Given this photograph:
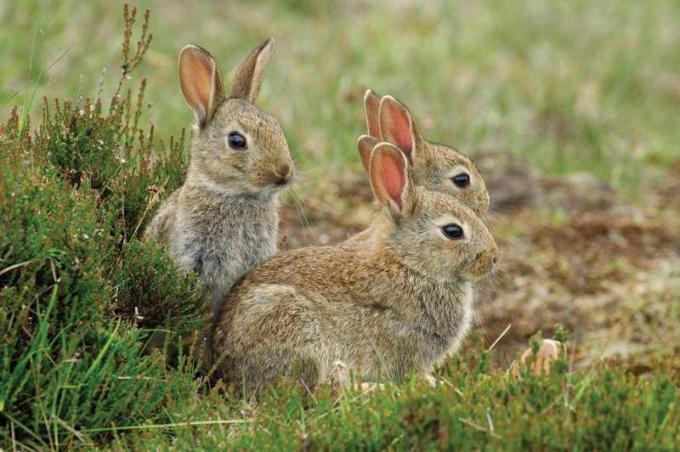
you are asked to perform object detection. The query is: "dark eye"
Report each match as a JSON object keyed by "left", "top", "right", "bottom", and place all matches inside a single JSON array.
[
  {"left": 451, "top": 173, "right": 470, "bottom": 188},
  {"left": 227, "top": 131, "right": 247, "bottom": 150},
  {"left": 441, "top": 223, "right": 464, "bottom": 240}
]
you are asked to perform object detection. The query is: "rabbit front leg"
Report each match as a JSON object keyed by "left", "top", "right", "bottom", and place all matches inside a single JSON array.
[{"left": 168, "top": 226, "right": 238, "bottom": 303}]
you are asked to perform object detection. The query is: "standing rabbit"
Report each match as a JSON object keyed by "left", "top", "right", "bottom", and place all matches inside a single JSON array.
[
  {"left": 210, "top": 143, "right": 497, "bottom": 391},
  {"left": 145, "top": 39, "right": 294, "bottom": 313}
]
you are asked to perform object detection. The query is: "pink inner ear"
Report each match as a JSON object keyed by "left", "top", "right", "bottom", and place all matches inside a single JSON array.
[
  {"left": 376, "top": 152, "right": 405, "bottom": 209},
  {"left": 381, "top": 101, "right": 414, "bottom": 164},
  {"left": 180, "top": 50, "right": 214, "bottom": 115}
]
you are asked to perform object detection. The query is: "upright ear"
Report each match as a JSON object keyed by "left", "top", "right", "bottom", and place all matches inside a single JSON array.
[
  {"left": 179, "top": 45, "right": 225, "bottom": 127},
  {"left": 363, "top": 89, "right": 381, "bottom": 138},
  {"left": 230, "top": 38, "right": 275, "bottom": 103},
  {"left": 369, "top": 143, "right": 414, "bottom": 215},
  {"left": 357, "top": 135, "right": 378, "bottom": 174},
  {"left": 379, "top": 96, "right": 419, "bottom": 165}
]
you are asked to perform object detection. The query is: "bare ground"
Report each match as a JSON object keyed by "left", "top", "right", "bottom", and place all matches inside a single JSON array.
[{"left": 278, "top": 152, "right": 680, "bottom": 373}]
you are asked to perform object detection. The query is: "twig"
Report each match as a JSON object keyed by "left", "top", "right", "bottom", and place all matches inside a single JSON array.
[
  {"left": 488, "top": 324, "right": 512, "bottom": 352},
  {"left": 459, "top": 417, "right": 501, "bottom": 439},
  {"left": 55, "top": 417, "right": 88, "bottom": 444},
  {"left": 0, "top": 259, "right": 34, "bottom": 277},
  {"left": 130, "top": 175, "right": 170, "bottom": 240},
  {"left": 82, "top": 419, "right": 250, "bottom": 433}
]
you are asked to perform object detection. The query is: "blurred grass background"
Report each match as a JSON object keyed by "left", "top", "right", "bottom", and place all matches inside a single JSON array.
[{"left": 2, "top": 0, "right": 679, "bottom": 194}]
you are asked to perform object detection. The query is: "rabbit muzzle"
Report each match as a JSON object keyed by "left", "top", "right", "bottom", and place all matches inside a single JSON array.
[
  {"left": 273, "top": 161, "right": 295, "bottom": 186},
  {"left": 250, "top": 159, "right": 295, "bottom": 190},
  {"left": 465, "top": 247, "right": 498, "bottom": 280}
]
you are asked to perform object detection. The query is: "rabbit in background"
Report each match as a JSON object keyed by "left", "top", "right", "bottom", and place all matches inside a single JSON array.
[
  {"left": 145, "top": 39, "right": 294, "bottom": 314},
  {"left": 361, "top": 91, "right": 489, "bottom": 214},
  {"left": 209, "top": 142, "right": 497, "bottom": 392},
  {"left": 344, "top": 91, "right": 489, "bottom": 250}
]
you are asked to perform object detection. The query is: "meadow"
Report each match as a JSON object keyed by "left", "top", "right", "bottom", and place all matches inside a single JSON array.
[{"left": 1, "top": 0, "right": 678, "bottom": 449}]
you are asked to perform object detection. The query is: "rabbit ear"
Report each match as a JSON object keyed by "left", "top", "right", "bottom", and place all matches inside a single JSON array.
[
  {"left": 357, "top": 135, "right": 378, "bottom": 174},
  {"left": 230, "top": 38, "right": 274, "bottom": 103},
  {"left": 364, "top": 89, "right": 381, "bottom": 138},
  {"left": 179, "top": 45, "right": 225, "bottom": 127},
  {"left": 369, "top": 143, "right": 413, "bottom": 214},
  {"left": 379, "top": 96, "right": 419, "bottom": 165}
]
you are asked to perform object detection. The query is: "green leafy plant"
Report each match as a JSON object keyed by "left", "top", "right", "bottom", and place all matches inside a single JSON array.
[{"left": 0, "top": 5, "right": 202, "bottom": 447}]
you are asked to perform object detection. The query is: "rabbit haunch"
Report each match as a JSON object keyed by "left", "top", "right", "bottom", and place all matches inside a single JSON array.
[
  {"left": 209, "top": 143, "right": 497, "bottom": 391},
  {"left": 145, "top": 39, "right": 294, "bottom": 313}
]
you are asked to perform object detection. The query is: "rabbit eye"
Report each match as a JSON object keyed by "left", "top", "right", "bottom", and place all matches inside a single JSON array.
[
  {"left": 441, "top": 223, "right": 464, "bottom": 240},
  {"left": 451, "top": 173, "right": 470, "bottom": 188},
  {"left": 227, "top": 131, "right": 247, "bottom": 150}
]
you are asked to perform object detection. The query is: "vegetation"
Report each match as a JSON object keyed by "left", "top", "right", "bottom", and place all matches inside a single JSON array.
[{"left": 1, "top": 1, "right": 678, "bottom": 449}]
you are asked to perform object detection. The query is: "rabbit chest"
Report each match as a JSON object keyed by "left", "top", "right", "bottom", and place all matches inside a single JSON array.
[
  {"left": 392, "top": 277, "right": 474, "bottom": 368},
  {"left": 171, "top": 190, "right": 280, "bottom": 304}
]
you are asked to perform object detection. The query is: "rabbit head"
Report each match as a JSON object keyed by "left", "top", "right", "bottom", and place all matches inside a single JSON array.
[
  {"left": 359, "top": 90, "right": 489, "bottom": 216},
  {"left": 179, "top": 39, "right": 294, "bottom": 196},
  {"left": 369, "top": 142, "right": 497, "bottom": 282}
]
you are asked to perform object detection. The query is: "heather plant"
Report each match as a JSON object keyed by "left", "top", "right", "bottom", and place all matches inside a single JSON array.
[{"left": 0, "top": 5, "right": 204, "bottom": 447}]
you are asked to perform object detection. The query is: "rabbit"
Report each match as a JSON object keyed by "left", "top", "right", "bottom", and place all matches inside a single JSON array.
[
  {"left": 342, "top": 91, "right": 490, "bottom": 249},
  {"left": 209, "top": 142, "right": 498, "bottom": 391},
  {"left": 361, "top": 90, "right": 489, "bottom": 215},
  {"left": 144, "top": 39, "right": 294, "bottom": 314}
]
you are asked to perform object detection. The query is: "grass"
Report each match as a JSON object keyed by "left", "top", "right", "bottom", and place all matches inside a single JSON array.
[
  {"left": 1, "top": 1, "right": 679, "bottom": 449},
  {"left": 2, "top": 0, "right": 679, "bottom": 193}
]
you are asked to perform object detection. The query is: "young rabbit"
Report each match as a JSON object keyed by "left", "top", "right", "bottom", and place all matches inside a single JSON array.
[
  {"left": 145, "top": 39, "right": 294, "bottom": 313},
  {"left": 343, "top": 91, "right": 490, "bottom": 249},
  {"left": 360, "top": 90, "right": 489, "bottom": 215},
  {"left": 210, "top": 143, "right": 497, "bottom": 391}
]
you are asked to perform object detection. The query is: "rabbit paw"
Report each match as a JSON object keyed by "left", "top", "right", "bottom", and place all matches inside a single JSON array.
[
  {"left": 357, "top": 382, "right": 385, "bottom": 394},
  {"left": 511, "top": 339, "right": 563, "bottom": 378},
  {"left": 421, "top": 374, "right": 438, "bottom": 388},
  {"left": 330, "top": 360, "right": 385, "bottom": 394},
  {"left": 331, "top": 360, "right": 350, "bottom": 387}
]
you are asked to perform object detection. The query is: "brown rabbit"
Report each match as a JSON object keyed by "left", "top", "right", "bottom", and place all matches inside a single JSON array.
[
  {"left": 210, "top": 143, "right": 497, "bottom": 391},
  {"left": 344, "top": 91, "right": 489, "bottom": 249},
  {"left": 145, "top": 39, "right": 294, "bottom": 313},
  {"left": 360, "top": 90, "right": 489, "bottom": 215}
]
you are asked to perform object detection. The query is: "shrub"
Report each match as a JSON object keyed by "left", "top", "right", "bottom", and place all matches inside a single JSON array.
[{"left": 0, "top": 5, "right": 203, "bottom": 447}]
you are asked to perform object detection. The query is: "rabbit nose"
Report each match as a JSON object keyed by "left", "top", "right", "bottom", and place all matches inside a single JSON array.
[
  {"left": 479, "top": 248, "right": 498, "bottom": 272},
  {"left": 274, "top": 162, "right": 293, "bottom": 185},
  {"left": 488, "top": 248, "right": 499, "bottom": 267}
]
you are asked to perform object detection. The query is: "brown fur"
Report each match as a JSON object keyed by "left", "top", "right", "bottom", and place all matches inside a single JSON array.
[
  {"left": 209, "top": 143, "right": 497, "bottom": 391},
  {"left": 363, "top": 91, "right": 489, "bottom": 215},
  {"left": 145, "top": 40, "right": 294, "bottom": 313}
]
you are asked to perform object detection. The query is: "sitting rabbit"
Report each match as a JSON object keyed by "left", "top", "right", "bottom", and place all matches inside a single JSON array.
[
  {"left": 209, "top": 142, "right": 497, "bottom": 391},
  {"left": 360, "top": 90, "right": 489, "bottom": 215},
  {"left": 145, "top": 39, "right": 294, "bottom": 313},
  {"left": 344, "top": 92, "right": 489, "bottom": 249}
]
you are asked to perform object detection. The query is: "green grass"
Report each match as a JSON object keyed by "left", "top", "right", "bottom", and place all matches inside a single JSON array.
[
  {"left": 2, "top": 0, "right": 679, "bottom": 193},
  {"left": 1, "top": 1, "right": 679, "bottom": 449}
]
